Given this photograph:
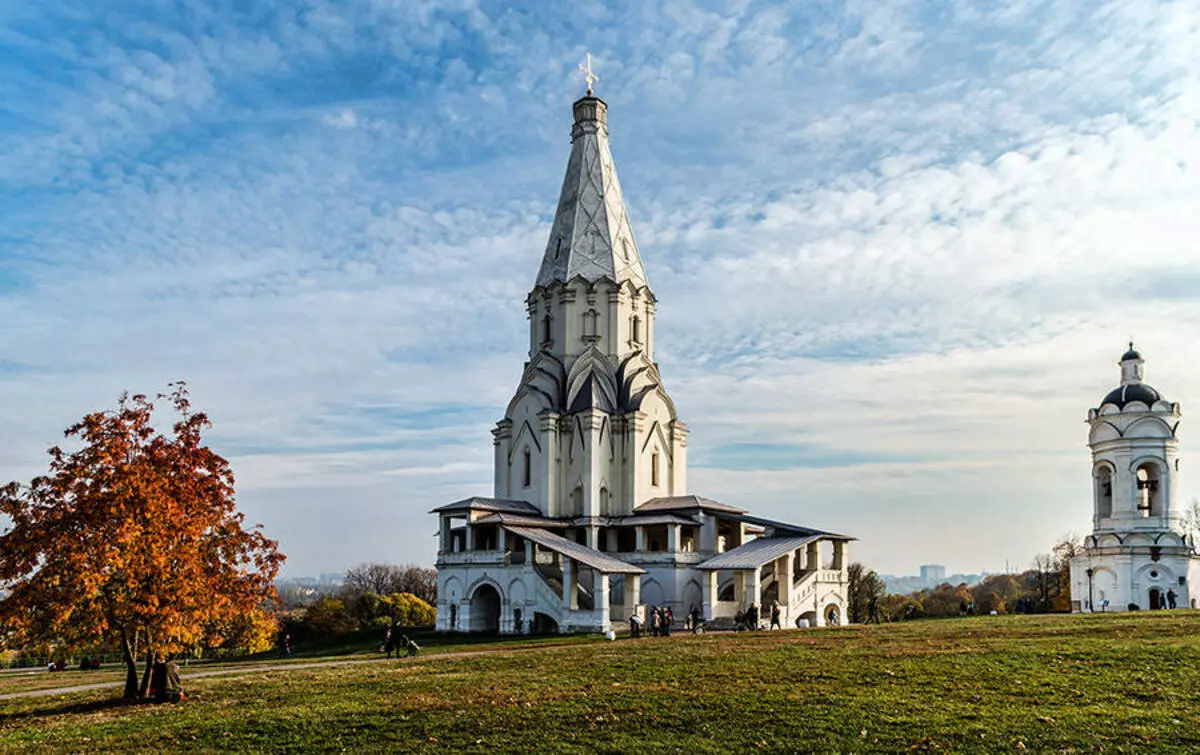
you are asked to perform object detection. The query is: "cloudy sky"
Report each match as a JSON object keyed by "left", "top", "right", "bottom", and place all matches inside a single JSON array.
[{"left": 3, "top": 0, "right": 1199, "bottom": 578}]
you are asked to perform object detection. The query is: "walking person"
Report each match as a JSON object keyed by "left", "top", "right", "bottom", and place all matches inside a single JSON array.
[
  {"left": 1167, "top": 588, "right": 1178, "bottom": 609},
  {"left": 770, "top": 601, "right": 782, "bottom": 630},
  {"left": 649, "top": 607, "right": 660, "bottom": 637},
  {"left": 383, "top": 626, "right": 395, "bottom": 658},
  {"left": 662, "top": 606, "right": 673, "bottom": 637}
]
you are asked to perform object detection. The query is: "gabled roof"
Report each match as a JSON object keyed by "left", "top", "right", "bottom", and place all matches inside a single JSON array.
[
  {"left": 504, "top": 526, "right": 645, "bottom": 574},
  {"left": 535, "top": 96, "right": 648, "bottom": 290},
  {"left": 735, "top": 514, "right": 854, "bottom": 541},
  {"left": 429, "top": 497, "right": 541, "bottom": 516},
  {"left": 636, "top": 495, "right": 747, "bottom": 515},
  {"left": 697, "top": 535, "right": 821, "bottom": 571},
  {"left": 474, "top": 513, "right": 568, "bottom": 528}
]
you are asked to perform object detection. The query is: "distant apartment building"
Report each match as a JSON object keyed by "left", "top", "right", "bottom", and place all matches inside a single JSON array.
[{"left": 919, "top": 564, "right": 947, "bottom": 584}]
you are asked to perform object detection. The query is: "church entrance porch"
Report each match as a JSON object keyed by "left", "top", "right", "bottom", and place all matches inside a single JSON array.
[{"left": 469, "top": 583, "right": 502, "bottom": 633}]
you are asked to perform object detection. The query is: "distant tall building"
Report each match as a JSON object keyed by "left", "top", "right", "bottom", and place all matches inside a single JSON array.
[
  {"left": 919, "top": 564, "right": 946, "bottom": 584},
  {"left": 1069, "top": 346, "right": 1200, "bottom": 612}
]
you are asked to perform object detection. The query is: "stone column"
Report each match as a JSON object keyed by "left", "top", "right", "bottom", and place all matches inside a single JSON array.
[
  {"left": 563, "top": 558, "right": 577, "bottom": 612},
  {"left": 539, "top": 412, "right": 561, "bottom": 515},
  {"left": 806, "top": 541, "right": 819, "bottom": 574},
  {"left": 833, "top": 540, "right": 847, "bottom": 572},
  {"left": 625, "top": 574, "right": 641, "bottom": 622},
  {"left": 586, "top": 526, "right": 599, "bottom": 551},
  {"left": 748, "top": 568, "right": 762, "bottom": 612},
  {"left": 733, "top": 571, "right": 745, "bottom": 606},
  {"left": 465, "top": 523, "right": 475, "bottom": 552},
  {"left": 635, "top": 526, "right": 645, "bottom": 551},
  {"left": 597, "top": 574, "right": 611, "bottom": 632},
  {"left": 703, "top": 571, "right": 717, "bottom": 620},
  {"left": 668, "top": 525, "right": 681, "bottom": 553},
  {"left": 783, "top": 552, "right": 795, "bottom": 616},
  {"left": 497, "top": 527, "right": 507, "bottom": 555}
]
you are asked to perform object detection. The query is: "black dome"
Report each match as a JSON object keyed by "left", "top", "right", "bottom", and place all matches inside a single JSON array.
[
  {"left": 1121, "top": 347, "right": 1142, "bottom": 361},
  {"left": 1100, "top": 383, "right": 1162, "bottom": 409}
]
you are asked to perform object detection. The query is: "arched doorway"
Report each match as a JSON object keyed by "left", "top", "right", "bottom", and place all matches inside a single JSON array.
[
  {"left": 470, "top": 584, "right": 502, "bottom": 633},
  {"left": 532, "top": 612, "right": 559, "bottom": 635},
  {"left": 1149, "top": 588, "right": 1162, "bottom": 611},
  {"left": 449, "top": 603, "right": 458, "bottom": 630},
  {"left": 824, "top": 604, "right": 841, "bottom": 626}
]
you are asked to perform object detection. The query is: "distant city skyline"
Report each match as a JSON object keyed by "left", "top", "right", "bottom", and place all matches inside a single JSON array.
[{"left": 3, "top": 1, "right": 1200, "bottom": 577}]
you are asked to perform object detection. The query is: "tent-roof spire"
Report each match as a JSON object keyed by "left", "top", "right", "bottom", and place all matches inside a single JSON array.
[{"left": 535, "top": 61, "right": 648, "bottom": 290}]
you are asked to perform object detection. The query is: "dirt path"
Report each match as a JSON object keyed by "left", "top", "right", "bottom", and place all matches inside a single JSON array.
[{"left": 0, "top": 651, "right": 497, "bottom": 702}]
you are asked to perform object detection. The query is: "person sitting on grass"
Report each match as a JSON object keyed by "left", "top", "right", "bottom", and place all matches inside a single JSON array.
[{"left": 149, "top": 654, "right": 185, "bottom": 703}]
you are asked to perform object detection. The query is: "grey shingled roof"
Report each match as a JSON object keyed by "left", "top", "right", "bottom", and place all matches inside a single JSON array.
[
  {"left": 429, "top": 497, "right": 541, "bottom": 515},
  {"left": 504, "top": 526, "right": 645, "bottom": 574},
  {"left": 474, "top": 513, "right": 568, "bottom": 528},
  {"left": 736, "top": 514, "right": 854, "bottom": 541},
  {"left": 696, "top": 535, "right": 821, "bottom": 571},
  {"left": 636, "top": 495, "right": 747, "bottom": 515}
]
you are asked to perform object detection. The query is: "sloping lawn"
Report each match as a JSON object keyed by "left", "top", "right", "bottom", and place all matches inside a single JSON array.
[{"left": 2, "top": 613, "right": 1199, "bottom": 753}]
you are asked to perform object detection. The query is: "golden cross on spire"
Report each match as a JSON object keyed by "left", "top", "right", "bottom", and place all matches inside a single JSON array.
[{"left": 578, "top": 52, "right": 599, "bottom": 96}]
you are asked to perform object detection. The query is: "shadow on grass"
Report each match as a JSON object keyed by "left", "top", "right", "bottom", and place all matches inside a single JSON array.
[{"left": 0, "top": 695, "right": 154, "bottom": 724}]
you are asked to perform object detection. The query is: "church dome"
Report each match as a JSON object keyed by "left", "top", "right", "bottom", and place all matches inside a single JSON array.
[
  {"left": 1099, "top": 383, "right": 1162, "bottom": 409},
  {"left": 1121, "top": 346, "right": 1142, "bottom": 361}
]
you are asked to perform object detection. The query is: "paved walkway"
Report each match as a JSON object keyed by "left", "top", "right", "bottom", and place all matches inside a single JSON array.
[{"left": 0, "top": 654, "right": 450, "bottom": 702}]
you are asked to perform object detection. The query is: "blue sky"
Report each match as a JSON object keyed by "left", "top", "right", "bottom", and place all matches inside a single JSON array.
[{"left": 3, "top": 0, "right": 1200, "bottom": 577}]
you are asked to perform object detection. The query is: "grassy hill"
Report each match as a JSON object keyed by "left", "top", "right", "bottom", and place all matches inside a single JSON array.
[{"left": 2, "top": 612, "right": 1199, "bottom": 752}]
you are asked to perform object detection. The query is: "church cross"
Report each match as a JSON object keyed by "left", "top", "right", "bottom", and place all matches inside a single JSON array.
[{"left": 578, "top": 53, "right": 599, "bottom": 96}]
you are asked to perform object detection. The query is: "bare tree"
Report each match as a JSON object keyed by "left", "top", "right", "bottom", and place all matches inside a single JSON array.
[
  {"left": 343, "top": 563, "right": 437, "bottom": 604},
  {"left": 846, "top": 562, "right": 887, "bottom": 623}
]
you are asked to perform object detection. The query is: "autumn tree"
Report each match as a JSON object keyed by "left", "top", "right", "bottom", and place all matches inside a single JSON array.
[{"left": 0, "top": 385, "right": 284, "bottom": 699}]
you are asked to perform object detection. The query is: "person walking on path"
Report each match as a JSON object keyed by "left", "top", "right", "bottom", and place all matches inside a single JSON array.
[
  {"left": 770, "top": 601, "right": 782, "bottom": 630},
  {"left": 383, "top": 626, "right": 395, "bottom": 658},
  {"left": 1167, "top": 589, "right": 1178, "bottom": 609}
]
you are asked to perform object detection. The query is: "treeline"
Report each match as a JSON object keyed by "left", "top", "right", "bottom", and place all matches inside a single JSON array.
[
  {"left": 879, "top": 536, "right": 1082, "bottom": 621},
  {"left": 280, "top": 562, "right": 437, "bottom": 642},
  {"left": 845, "top": 536, "right": 1082, "bottom": 623}
]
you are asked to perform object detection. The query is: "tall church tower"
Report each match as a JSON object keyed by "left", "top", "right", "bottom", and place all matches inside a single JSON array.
[
  {"left": 491, "top": 95, "right": 688, "bottom": 520},
  {"left": 1070, "top": 345, "right": 1199, "bottom": 611}
]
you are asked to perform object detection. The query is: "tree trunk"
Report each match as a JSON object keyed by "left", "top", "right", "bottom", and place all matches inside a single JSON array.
[
  {"left": 120, "top": 629, "right": 139, "bottom": 700},
  {"left": 138, "top": 627, "right": 155, "bottom": 699}
]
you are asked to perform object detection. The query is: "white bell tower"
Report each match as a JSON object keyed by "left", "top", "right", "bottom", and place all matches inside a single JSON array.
[{"left": 1070, "top": 345, "right": 1200, "bottom": 612}]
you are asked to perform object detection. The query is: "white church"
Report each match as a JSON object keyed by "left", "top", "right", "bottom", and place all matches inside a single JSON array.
[
  {"left": 432, "top": 92, "right": 853, "bottom": 634},
  {"left": 1069, "top": 346, "right": 1200, "bottom": 612}
]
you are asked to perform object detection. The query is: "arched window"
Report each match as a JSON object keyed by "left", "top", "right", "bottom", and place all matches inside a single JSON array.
[
  {"left": 599, "top": 485, "right": 609, "bottom": 516},
  {"left": 571, "top": 485, "right": 584, "bottom": 517},
  {"left": 542, "top": 315, "right": 553, "bottom": 346},
  {"left": 522, "top": 447, "right": 531, "bottom": 488},
  {"left": 1136, "top": 464, "right": 1162, "bottom": 518},
  {"left": 651, "top": 451, "right": 660, "bottom": 487},
  {"left": 1096, "top": 465, "right": 1113, "bottom": 518},
  {"left": 583, "top": 309, "right": 599, "bottom": 340},
  {"left": 631, "top": 315, "right": 641, "bottom": 343}
]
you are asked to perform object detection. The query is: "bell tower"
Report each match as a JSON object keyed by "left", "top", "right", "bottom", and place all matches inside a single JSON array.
[
  {"left": 1071, "top": 345, "right": 1200, "bottom": 612},
  {"left": 1085, "top": 345, "right": 1181, "bottom": 532}
]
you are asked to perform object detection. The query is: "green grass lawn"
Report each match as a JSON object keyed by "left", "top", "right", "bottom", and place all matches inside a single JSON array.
[{"left": 2, "top": 612, "right": 1199, "bottom": 753}]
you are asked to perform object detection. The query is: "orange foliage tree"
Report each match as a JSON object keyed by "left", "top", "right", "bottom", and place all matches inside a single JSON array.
[{"left": 0, "top": 385, "right": 284, "bottom": 698}]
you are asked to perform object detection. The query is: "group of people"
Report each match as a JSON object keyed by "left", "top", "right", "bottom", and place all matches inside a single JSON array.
[
  {"left": 382, "top": 627, "right": 421, "bottom": 658},
  {"left": 733, "top": 601, "right": 785, "bottom": 631},
  {"left": 147, "top": 654, "right": 185, "bottom": 703},
  {"left": 629, "top": 605, "right": 674, "bottom": 637}
]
